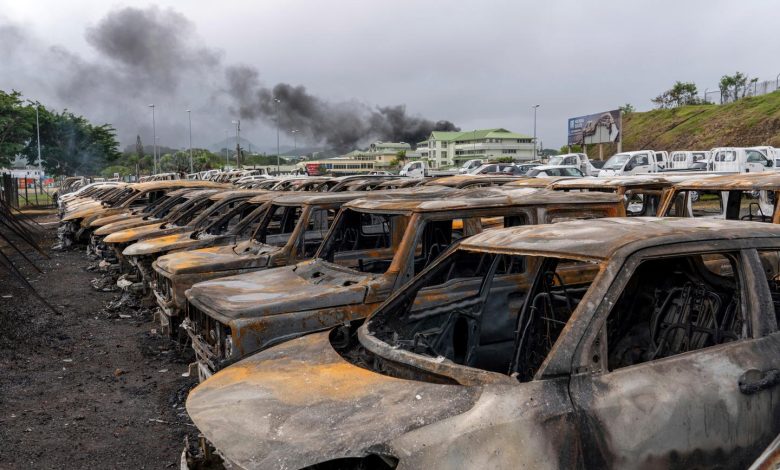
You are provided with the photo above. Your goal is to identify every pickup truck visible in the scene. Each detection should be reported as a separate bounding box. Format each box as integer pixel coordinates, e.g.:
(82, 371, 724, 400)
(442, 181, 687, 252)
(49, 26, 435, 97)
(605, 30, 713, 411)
(709, 147, 774, 173)
(598, 150, 668, 177)
(182, 188, 625, 380)
(187, 217, 780, 469)
(669, 150, 711, 170)
(400, 161, 458, 178)
(546, 153, 600, 176)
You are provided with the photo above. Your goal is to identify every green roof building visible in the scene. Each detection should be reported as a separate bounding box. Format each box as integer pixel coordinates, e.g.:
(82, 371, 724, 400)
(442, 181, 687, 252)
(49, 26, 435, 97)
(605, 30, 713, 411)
(408, 128, 534, 168)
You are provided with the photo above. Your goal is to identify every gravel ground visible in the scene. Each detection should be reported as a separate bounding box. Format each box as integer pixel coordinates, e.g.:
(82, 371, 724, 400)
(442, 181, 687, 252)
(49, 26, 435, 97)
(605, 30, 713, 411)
(0, 213, 198, 469)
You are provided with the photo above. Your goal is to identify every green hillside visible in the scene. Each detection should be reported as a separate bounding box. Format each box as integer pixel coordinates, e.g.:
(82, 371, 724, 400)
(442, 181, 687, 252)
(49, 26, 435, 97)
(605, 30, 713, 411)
(623, 91, 780, 151)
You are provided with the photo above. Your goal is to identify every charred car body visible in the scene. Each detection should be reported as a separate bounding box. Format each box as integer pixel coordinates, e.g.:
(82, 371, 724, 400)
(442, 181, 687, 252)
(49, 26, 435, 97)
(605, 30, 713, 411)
(89, 189, 223, 261)
(152, 191, 386, 338)
(119, 190, 268, 292)
(183, 188, 625, 379)
(188, 218, 780, 469)
(59, 181, 222, 248)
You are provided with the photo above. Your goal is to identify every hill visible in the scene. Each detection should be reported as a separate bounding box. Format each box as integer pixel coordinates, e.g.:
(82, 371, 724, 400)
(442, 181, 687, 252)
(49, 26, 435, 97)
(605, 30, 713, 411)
(622, 90, 780, 151)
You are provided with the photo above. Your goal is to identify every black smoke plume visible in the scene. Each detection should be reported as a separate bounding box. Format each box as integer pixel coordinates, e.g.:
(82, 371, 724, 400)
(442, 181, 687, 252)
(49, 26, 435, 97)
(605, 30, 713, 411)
(0, 6, 458, 151)
(226, 66, 459, 150)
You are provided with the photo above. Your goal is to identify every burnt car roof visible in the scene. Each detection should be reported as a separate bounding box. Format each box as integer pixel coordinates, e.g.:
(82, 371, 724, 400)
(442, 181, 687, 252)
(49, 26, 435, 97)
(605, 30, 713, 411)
(346, 187, 622, 214)
(461, 217, 780, 260)
(128, 180, 226, 191)
(502, 177, 562, 188)
(268, 190, 393, 206)
(422, 175, 524, 187)
(669, 172, 780, 190)
(550, 175, 679, 189)
(208, 189, 267, 201)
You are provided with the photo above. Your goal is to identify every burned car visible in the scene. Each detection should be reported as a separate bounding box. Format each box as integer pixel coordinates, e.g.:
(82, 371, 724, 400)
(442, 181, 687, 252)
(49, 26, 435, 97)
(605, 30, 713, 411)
(187, 217, 780, 469)
(152, 191, 381, 337)
(89, 189, 222, 261)
(549, 175, 687, 216)
(183, 188, 625, 379)
(119, 190, 267, 290)
(59, 180, 222, 247)
(659, 172, 780, 222)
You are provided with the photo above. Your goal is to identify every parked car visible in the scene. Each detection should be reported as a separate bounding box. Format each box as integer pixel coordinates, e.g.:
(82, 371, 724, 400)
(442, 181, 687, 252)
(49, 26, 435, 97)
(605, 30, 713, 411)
(186, 217, 780, 469)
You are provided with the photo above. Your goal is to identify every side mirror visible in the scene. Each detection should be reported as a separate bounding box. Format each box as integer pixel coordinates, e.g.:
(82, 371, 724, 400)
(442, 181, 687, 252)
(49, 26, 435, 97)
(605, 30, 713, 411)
(624, 162, 635, 171)
(767, 159, 773, 168)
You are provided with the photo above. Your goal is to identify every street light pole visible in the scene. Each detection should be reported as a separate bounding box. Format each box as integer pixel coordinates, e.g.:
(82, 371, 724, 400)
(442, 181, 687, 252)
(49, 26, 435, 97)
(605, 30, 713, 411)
(35, 105, 42, 173)
(224, 130, 229, 168)
(274, 98, 281, 174)
(187, 110, 193, 173)
(148, 104, 157, 174)
(532, 104, 540, 161)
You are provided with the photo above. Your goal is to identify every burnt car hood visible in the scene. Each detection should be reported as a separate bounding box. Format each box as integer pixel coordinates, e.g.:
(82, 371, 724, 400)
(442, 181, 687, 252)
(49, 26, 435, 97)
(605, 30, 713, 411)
(155, 243, 270, 276)
(90, 212, 138, 229)
(104, 223, 184, 244)
(62, 205, 107, 222)
(93, 216, 156, 236)
(186, 331, 480, 470)
(122, 231, 200, 257)
(187, 260, 370, 320)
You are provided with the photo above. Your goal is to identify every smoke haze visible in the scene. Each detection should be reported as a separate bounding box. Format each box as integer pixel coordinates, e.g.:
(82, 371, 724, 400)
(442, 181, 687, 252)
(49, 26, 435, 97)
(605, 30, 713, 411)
(0, 6, 457, 152)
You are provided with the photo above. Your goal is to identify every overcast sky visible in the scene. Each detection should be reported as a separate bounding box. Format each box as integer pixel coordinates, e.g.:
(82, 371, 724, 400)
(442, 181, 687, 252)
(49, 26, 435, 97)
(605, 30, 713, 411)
(2, 0, 779, 152)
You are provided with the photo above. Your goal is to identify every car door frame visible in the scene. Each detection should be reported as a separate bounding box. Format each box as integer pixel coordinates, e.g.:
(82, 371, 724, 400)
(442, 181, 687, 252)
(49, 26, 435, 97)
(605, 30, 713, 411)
(566, 239, 780, 468)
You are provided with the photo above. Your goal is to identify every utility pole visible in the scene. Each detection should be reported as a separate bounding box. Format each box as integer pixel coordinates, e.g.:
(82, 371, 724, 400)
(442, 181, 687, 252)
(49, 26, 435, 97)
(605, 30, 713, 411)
(232, 120, 241, 168)
(274, 98, 281, 174)
(148, 104, 157, 174)
(532, 104, 540, 161)
(187, 110, 193, 173)
(35, 105, 42, 174)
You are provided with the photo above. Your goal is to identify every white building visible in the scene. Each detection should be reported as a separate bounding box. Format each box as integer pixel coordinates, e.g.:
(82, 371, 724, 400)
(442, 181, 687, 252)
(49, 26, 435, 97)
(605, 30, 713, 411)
(408, 128, 534, 168)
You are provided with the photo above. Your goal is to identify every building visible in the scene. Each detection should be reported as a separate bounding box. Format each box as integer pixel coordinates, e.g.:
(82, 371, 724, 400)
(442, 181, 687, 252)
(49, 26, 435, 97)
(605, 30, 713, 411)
(298, 141, 411, 175)
(408, 128, 534, 168)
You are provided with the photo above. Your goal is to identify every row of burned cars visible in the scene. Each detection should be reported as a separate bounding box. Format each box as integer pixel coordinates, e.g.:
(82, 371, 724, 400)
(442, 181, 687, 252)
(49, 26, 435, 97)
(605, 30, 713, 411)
(56, 172, 780, 469)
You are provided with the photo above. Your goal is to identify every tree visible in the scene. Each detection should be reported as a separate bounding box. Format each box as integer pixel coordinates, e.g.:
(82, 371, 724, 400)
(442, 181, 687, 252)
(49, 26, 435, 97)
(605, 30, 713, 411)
(719, 72, 758, 103)
(20, 109, 121, 176)
(619, 103, 635, 115)
(652, 81, 701, 108)
(0, 90, 35, 167)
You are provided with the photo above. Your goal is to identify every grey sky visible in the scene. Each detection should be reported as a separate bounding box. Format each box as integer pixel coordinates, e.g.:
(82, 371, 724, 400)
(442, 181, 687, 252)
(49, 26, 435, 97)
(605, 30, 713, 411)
(2, 0, 779, 151)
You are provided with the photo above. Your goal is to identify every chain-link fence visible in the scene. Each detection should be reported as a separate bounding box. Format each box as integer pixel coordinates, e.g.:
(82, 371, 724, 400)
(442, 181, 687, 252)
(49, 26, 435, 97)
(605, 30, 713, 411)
(707, 78, 780, 104)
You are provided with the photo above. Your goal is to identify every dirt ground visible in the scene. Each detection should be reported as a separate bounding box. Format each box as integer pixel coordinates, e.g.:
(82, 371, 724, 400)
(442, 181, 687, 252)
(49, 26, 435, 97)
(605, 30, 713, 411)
(0, 214, 197, 469)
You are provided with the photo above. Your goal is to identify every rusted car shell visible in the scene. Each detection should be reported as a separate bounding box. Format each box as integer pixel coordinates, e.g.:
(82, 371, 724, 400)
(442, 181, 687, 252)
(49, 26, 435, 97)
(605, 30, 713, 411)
(749, 433, 780, 470)
(184, 188, 625, 376)
(423, 174, 524, 188)
(502, 176, 574, 188)
(92, 189, 219, 236)
(657, 172, 780, 223)
(151, 191, 378, 323)
(188, 218, 780, 469)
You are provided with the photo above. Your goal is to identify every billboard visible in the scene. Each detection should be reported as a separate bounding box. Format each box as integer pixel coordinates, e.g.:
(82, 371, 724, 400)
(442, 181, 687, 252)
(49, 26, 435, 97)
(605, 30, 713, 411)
(567, 109, 621, 145)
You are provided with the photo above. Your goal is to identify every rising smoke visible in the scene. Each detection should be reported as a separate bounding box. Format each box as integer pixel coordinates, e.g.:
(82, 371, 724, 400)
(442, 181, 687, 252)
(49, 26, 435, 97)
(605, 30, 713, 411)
(0, 6, 458, 151)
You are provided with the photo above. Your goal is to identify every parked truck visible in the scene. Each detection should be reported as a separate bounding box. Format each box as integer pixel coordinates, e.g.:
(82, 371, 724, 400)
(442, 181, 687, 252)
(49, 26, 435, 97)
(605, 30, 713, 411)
(399, 161, 459, 178)
(546, 153, 600, 176)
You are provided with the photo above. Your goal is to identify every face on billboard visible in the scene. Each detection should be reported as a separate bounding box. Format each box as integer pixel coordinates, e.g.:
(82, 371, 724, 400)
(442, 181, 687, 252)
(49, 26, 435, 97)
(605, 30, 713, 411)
(568, 110, 621, 145)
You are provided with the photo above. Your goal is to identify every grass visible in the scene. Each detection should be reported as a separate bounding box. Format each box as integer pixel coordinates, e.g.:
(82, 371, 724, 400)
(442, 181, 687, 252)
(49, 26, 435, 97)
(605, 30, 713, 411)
(622, 90, 780, 150)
